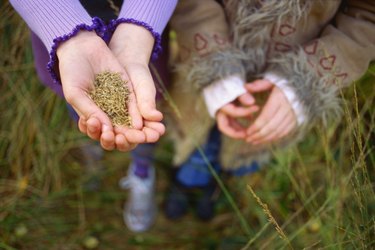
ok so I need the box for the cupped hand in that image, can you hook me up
[109,23,165,143]
[216,92,259,139]
[245,79,297,145]
[57,31,145,151]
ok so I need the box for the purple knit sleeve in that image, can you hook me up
[10,0,94,51]
[9,0,108,84]
[10,0,100,84]
[113,0,178,60]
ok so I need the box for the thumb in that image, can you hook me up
[238,92,256,106]
[221,102,259,118]
[125,63,163,122]
[63,86,113,132]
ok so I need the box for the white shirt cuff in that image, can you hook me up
[263,72,306,125]
[203,75,246,117]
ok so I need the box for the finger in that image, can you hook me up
[246,106,290,142]
[78,118,87,134]
[115,134,130,151]
[221,103,260,118]
[245,79,274,93]
[246,99,281,137]
[100,130,116,151]
[246,87,288,136]
[250,111,294,144]
[217,112,246,139]
[144,121,166,136]
[114,126,146,144]
[143,127,160,143]
[237,92,256,106]
[115,134,137,152]
[86,117,102,140]
[252,116,290,143]
[125,63,163,122]
[64,86,114,134]
[123,78,143,129]
[273,117,297,141]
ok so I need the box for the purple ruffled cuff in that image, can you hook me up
[109,18,162,61]
[47,17,108,85]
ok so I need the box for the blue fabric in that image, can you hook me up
[229,161,260,176]
[177,126,221,187]
[176,126,261,187]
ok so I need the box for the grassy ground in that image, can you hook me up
[1,2,374,250]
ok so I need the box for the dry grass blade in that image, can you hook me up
[247,184,293,249]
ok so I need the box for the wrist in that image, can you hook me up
[56,31,99,58]
[203,75,246,117]
[109,23,154,65]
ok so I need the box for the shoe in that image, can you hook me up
[164,182,190,220]
[119,164,156,232]
[196,181,218,221]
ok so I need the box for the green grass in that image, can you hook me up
[1,2,374,249]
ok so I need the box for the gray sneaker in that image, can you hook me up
[119,164,156,232]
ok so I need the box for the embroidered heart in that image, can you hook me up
[279,24,296,36]
[194,33,208,51]
[334,73,348,84]
[319,55,336,70]
[274,42,291,52]
[304,41,318,55]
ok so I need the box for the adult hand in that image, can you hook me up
[109,23,165,143]
[57,31,145,151]
[216,93,259,139]
[245,79,297,145]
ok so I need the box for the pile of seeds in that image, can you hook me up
[89,71,131,127]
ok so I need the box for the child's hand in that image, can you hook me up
[109,23,165,143]
[245,79,297,145]
[216,92,259,139]
[57,31,146,151]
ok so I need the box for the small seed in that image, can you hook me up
[89,71,131,127]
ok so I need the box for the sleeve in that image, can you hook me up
[112,0,178,60]
[170,0,247,90]
[266,0,375,127]
[9,0,94,52]
[203,75,247,117]
[10,0,104,85]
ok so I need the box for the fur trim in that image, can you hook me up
[174,47,247,90]
[224,0,311,74]
[266,48,342,129]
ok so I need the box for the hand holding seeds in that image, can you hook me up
[109,23,165,142]
[56,30,164,151]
